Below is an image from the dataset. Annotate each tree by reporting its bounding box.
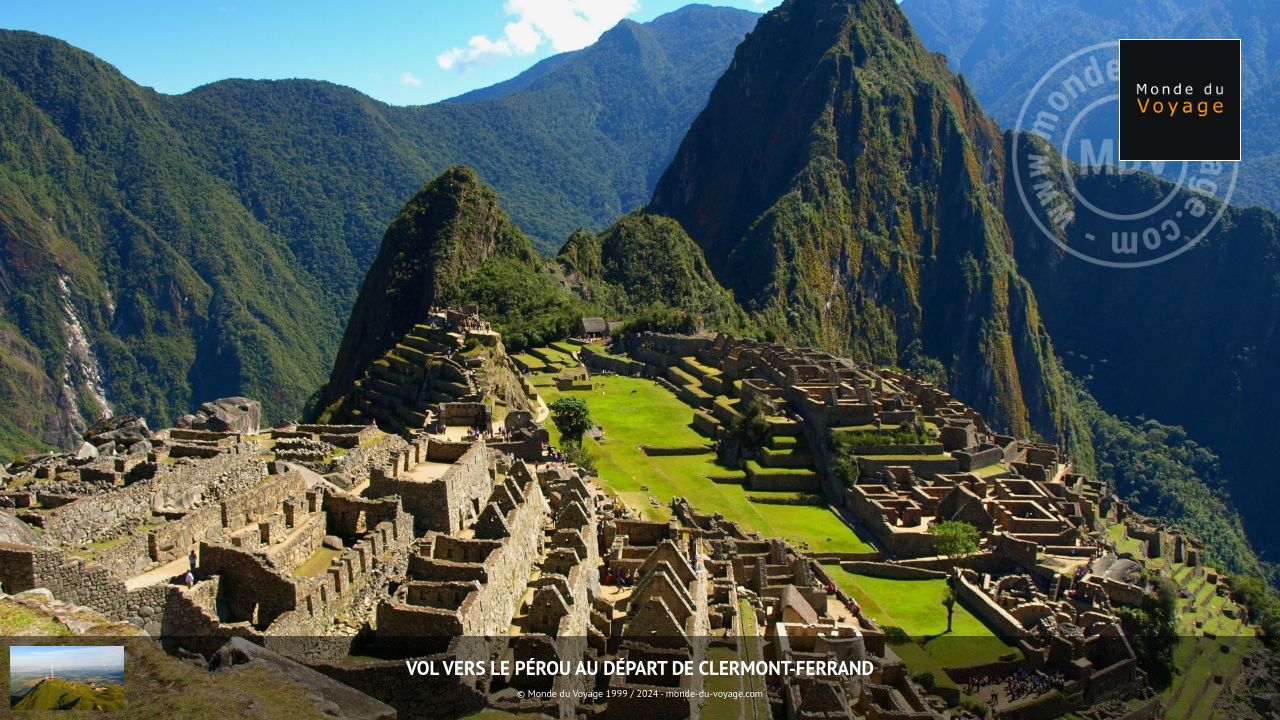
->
[1116,576,1179,688]
[930,520,980,633]
[941,584,958,634]
[549,397,594,445]
[720,393,771,466]
[932,520,980,566]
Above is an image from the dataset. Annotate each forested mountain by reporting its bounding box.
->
[645,0,1272,575]
[649,0,1090,460]
[0,33,339,454]
[0,5,757,458]
[315,167,543,415]
[893,0,1280,559]
[316,168,756,421]
[899,0,1280,211]
[1002,141,1280,558]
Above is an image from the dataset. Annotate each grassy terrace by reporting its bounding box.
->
[0,599,69,636]
[1099,519,1253,720]
[538,374,873,554]
[823,564,1019,689]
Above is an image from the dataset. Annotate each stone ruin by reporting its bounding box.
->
[0,312,1213,719]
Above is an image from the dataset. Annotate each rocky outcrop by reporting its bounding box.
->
[178,397,262,435]
[81,414,152,456]
[0,513,47,547]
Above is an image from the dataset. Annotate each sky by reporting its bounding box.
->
[10,646,123,672]
[2,1,783,105]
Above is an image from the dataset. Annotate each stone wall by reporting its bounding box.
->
[955,445,1005,471]
[581,348,644,376]
[843,487,936,558]
[266,513,326,571]
[144,469,310,570]
[379,479,548,639]
[0,543,243,646]
[331,433,408,488]
[221,471,306,531]
[39,443,268,548]
[280,505,414,635]
[153,442,267,507]
[425,439,473,463]
[92,532,154,578]
[148,503,224,566]
[40,478,154,546]
[199,541,298,627]
[955,572,1024,639]
[369,442,493,533]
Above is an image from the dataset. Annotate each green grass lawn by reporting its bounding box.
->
[511,353,546,372]
[540,375,873,554]
[969,462,1008,478]
[822,565,1019,670]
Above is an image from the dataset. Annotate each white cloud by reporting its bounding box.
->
[437,0,638,72]
[400,71,422,86]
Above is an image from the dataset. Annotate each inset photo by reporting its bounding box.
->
[9,646,124,712]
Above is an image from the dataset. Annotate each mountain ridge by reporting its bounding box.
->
[0,6,757,457]
[650,0,1089,460]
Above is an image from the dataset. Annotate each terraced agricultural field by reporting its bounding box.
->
[539,374,874,554]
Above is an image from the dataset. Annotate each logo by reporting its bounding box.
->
[1011,41,1239,268]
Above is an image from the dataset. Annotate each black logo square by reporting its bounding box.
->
[1119,38,1240,161]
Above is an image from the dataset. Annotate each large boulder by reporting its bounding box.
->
[82,414,151,454]
[0,513,47,547]
[179,397,262,435]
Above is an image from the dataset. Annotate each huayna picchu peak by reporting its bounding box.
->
[650,0,1088,460]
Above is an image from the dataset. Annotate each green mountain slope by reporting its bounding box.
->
[315,167,543,416]
[1003,136,1280,560]
[649,0,1089,459]
[638,0,1270,575]
[0,33,337,453]
[318,172,755,416]
[557,212,753,333]
[11,677,124,712]
[899,0,1280,212]
[0,6,756,455]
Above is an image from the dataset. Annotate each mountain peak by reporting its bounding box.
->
[315,166,537,414]
[648,0,1083,450]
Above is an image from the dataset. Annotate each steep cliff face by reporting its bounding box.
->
[1004,139,1280,553]
[649,0,1085,453]
[316,167,541,413]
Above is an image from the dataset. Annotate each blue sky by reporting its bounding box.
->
[3,1,782,105]
[10,646,123,672]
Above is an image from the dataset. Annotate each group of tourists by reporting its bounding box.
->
[602,564,634,587]
[970,668,1066,705]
